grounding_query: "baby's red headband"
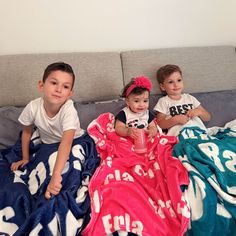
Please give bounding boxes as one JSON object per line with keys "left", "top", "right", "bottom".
{"left": 126, "top": 76, "right": 152, "bottom": 97}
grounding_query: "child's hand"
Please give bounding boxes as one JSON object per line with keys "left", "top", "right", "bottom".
{"left": 186, "top": 108, "right": 199, "bottom": 119}
{"left": 11, "top": 159, "right": 29, "bottom": 171}
{"left": 45, "top": 174, "right": 62, "bottom": 199}
{"left": 127, "top": 127, "right": 139, "bottom": 139}
{"left": 173, "top": 114, "right": 189, "bottom": 125}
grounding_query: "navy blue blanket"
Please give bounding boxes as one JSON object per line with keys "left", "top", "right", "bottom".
{"left": 0, "top": 133, "right": 100, "bottom": 236}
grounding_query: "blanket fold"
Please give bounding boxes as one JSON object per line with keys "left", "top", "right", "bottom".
{"left": 0, "top": 133, "right": 100, "bottom": 236}
{"left": 173, "top": 126, "right": 236, "bottom": 236}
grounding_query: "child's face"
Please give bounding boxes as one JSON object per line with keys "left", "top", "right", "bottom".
{"left": 38, "top": 70, "right": 74, "bottom": 106}
{"left": 126, "top": 91, "right": 149, "bottom": 113}
{"left": 160, "top": 71, "right": 184, "bottom": 98}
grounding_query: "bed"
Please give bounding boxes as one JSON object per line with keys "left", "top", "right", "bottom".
{"left": 0, "top": 45, "right": 236, "bottom": 235}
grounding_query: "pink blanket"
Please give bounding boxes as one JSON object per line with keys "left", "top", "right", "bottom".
{"left": 83, "top": 113, "right": 190, "bottom": 236}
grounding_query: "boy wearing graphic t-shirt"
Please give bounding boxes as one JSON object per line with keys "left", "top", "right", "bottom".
{"left": 154, "top": 64, "right": 211, "bottom": 135}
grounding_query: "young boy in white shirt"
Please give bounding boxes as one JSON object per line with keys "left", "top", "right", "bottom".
{"left": 11, "top": 62, "right": 84, "bottom": 199}
{"left": 154, "top": 64, "right": 211, "bottom": 135}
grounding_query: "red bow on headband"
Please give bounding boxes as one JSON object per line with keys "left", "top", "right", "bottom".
{"left": 126, "top": 76, "right": 152, "bottom": 97}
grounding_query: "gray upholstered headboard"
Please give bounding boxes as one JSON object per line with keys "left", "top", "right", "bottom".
{"left": 121, "top": 46, "right": 236, "bottom": 94}
{"left": 0, "top": 46, "right": 236, "bottom": 107}
{"left": 0, "top": 52, "right": 123, "bottom": 106}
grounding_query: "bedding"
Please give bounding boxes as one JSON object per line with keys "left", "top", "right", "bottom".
{"left": 167, "top": 117, "right": 207, "bottom": 136}
{"left": 173, "top": 121, "right": 236, "bottom": 236}
{"left": 83, "top": 113, "right": 190, "bottom": 236}
{"left": 0, "top": 132, "right": 100, "bottom": 235}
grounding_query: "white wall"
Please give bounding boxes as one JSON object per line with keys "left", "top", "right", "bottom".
{"left": 0, "top": 0, "right": 235, "bottom": 55}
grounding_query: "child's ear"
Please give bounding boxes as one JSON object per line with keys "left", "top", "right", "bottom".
{"left": 159, "top": 83, "right": 165, "bottom": 91}
{"left": 125, "top": 98, "right": 129, "bottom": 106}
{"left": 69, "top": 89, "right": 74, "bottom": 97}
{"left": 38, "top": 80, "right": 44, "bottom": 92}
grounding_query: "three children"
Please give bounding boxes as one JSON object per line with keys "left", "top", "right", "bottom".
{"left": 10, "top": 62, "right": 211, "bottom": 199}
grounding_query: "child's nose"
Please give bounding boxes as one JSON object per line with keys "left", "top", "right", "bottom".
{"left": 56, "top": 85, "right": 62, "bottom": 92}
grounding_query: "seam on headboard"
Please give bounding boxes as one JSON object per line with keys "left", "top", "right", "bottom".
{"left": 120, "top": 53, "right": 125, "bottom": 88}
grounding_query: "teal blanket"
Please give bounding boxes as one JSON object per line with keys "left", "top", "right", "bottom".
{"left": 173, "top": 125, "right": 236, "bottom": 236}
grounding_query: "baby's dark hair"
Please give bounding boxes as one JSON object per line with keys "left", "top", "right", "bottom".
{"left": 156, "top": 64, "right": 182, "bottom": 84}
{"left": 42, "top": 62, "right": 75, "bottom": 89}
{"left": 121, "top": 79, "right": 149, "bottom": 98}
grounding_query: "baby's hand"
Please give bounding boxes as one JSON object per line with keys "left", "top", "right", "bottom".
{"left": 127, "top": 127, "right": 139, "bottom": 139}
{"left": 11, "top": 159, "right": 29, "bottom": 171}
{"left": 174, "top": 114, "right": 189, "bottom": 125}
{"left": 45, "top": 174, "right": 62, "bottom": 199}
{"left": 147, "top": 126, "right": 158, "bottom": 139}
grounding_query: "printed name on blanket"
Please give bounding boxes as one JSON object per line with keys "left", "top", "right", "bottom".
{"left": 180, "top": 128, "right": 236, "bottom": 174}
{"left": 82, "top": 113, "right": 190, "bottom": 236}
{"left": 102, "top": 213, "right": 143, "bottom": 235}
{"left": 173, "top": 126, "right": 236, "bottom": 236}
{"left": 0, "top": 133, "right": 100, "bottom": 236}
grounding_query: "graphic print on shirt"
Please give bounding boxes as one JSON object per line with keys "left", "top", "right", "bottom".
{"left": 127, "top": 119, "right": 146, "bottom": 129}
{"left": 169, "top": 103, "right": 194, "bottom": 116}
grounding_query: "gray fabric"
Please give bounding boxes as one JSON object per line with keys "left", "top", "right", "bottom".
{"left": 1, "top": 46, "right": 236, "bottom": 107}
{"left": 121, "top": 46, "right": 236, "bottom": 94}
{"left": 0, "top": 52, "right": 123, "bottom": 106}
{"left": 0, "top": 106, "right": 23, "bottom": 149}
{"left": 76, "top": 99, "right": 125, "bottom": 130}
{"left": 193, "top": 90, "right": 236, "bottom": 128}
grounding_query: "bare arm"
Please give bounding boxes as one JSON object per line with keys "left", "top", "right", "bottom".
{"left": 115, "top": 119, "right": 138, "bottom": 139}
{"left": 156, "top": 112, "right": 189, "bottom": 130}
{"left": 11, "top": 125, "right": 33, "bottom": 171}
{"left": 147, "top": 120, "right": 158, "bottom": 138}
{"left": 45, "top": 129, "right": 76, "bottom": 199}
{"left": 186, "top": 105, "right": 211, "bottom": 121}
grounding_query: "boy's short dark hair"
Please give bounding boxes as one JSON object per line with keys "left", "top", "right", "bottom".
{"left": 42, "top": 62, "right": 75, "bottom": 89}
{"left": 156, "top": 64, "right": 182, "bottom": 84}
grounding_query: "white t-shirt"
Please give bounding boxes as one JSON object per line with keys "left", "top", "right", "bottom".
{"left": 115, "top": 107, "right": 155, "bottom": 129}
{"left": 154, "top": 93, "right": 206, "bottom": 136}
{"left": 18, "top": 97, "right": 84, "bottom": 144}
{"left": 154, "top": 93, "right": 201, "bottom": 117}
